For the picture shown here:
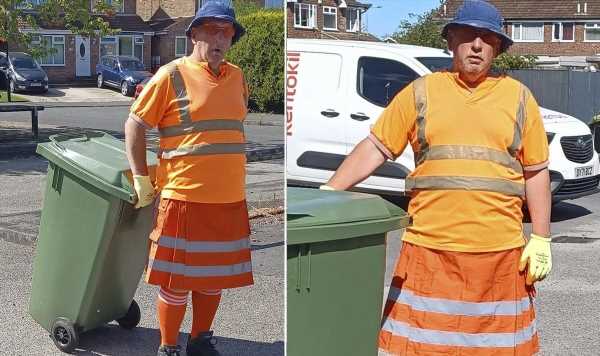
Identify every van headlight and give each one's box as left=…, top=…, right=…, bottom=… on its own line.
left=546, top=132, right=556, bottom=144
left=14, top=72, right=25, bottom=81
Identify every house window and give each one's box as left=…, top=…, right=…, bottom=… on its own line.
left=294, top=3, right=316, bottom=29
left=346, top=7, right=361, bottom=32
left=264, top=0, right=282, bottom=8
left=323, top=7, right=338, bottom=31
left=585, top=23, right=600, bottom=41
left=512, top=23, right=544, bottom=42
left=100, top=35, right=144, bottom=62
left=175, top=37, right=187, bottom=57
left=39, top=35, right=65, bottom=66
left=96, top=0, right=124, bottom=12
left=16, top=0, right=46, bottom=8
left=553, top=23, right=574, bottom=41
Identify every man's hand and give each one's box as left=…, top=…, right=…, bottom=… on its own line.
left=518, top=233, right=552, bottom=285
left=133, top=175, right=155, bottom=209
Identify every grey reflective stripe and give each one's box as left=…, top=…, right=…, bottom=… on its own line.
left=413, top=77, right=429, bottom=166
left=508, top=84, right=528, bottom=157
left=157, top=235, right=250, bottom=253
left=388, top=287, right=531, bottom=316
left=159, top=119, right=245, bottom=138
left=405, top=176, right=525, bottom=197
left=160, top=143, right=246, bottom=159
left=381, top=319, right=536, bottom=348
left=419, top=145, right=523, bottom=174
left=148, top=259, right=252, bottom=277
left=164, top=62, right=192, bottom=124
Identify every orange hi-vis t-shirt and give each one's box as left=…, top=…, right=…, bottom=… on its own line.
left=130, top=57, right=248, bottom=204
left=370, top=72, right=549, bottom=252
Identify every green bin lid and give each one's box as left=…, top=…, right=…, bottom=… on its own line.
left=36, top=131, right=158, bottom=203
left=287, top=187, right=408, bottom=245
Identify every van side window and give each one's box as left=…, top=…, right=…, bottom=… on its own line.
left=357, top=57, right=419, bottom=107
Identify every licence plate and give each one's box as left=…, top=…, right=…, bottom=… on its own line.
left=30, top=83, right=41, bottom=87
left=575, top=166, right=593, bottom=178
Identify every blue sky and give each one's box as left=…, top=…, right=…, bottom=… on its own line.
left=364, top=0, right=442, bottom=39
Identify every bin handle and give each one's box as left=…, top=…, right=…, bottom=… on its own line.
left=49, top=130, right=111, bottom=151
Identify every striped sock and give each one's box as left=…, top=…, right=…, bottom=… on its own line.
left=190, top=289, right=222, bottom=338
left=157, top=287, right=188, bottom=346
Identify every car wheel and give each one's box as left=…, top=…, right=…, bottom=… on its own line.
left=121, top=81, right=133, bottom=96
left=97, top=73, right=103, bottom=88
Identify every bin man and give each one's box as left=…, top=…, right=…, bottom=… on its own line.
left=322, top=1, right=552, bottom=354
left=124, top=2, right=252, bottom=355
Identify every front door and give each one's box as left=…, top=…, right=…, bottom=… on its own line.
left=75, top=36, right=91, bottom=77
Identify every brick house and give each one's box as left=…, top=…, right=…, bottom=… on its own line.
left=287, top=0, right=380, bottom=41
left=441, top=0, right=600, bottom=68
left=12, top=0, right=282, bottom=83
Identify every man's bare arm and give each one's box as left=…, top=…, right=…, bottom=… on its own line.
left=524, top=168, right=551, bottom=237
left=326, top=138, right=387, bottom=190
left=125, top=118, right=149, bottom=176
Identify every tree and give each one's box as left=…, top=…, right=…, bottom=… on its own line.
left=492, top=53, right=538, bottom=71
left=0, top=0, right=120, bottom=60
left=389, top=3, right=446, bottom=49
left=231, top=0, right=262, bottom=18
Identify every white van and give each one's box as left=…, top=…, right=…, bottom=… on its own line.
left=286, top=39, right=600, bottom=202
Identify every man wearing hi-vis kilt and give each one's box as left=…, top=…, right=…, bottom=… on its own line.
left=322, top=1, right=552, bottom=355
left=124, top=2, right=251, bottom=355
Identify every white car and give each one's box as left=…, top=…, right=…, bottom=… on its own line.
left=286, top=39, right=600, bottom=202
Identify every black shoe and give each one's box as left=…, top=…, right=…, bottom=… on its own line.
left=186, top=331, right=220, bottom=356
left=157, top=344, right=181, bottom=356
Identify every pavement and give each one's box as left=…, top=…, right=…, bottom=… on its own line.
left=0, top=155, right=283, bottom=355
left=383, top=194, right=600, bottom=355
left=16, top=87, right=133, bottom=103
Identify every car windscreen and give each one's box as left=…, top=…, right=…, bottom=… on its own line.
left=12, top=57, right=38, bottom=69
left=416, top=57, right=453, bottom=72
left=120, top=60, right=144, bottom=71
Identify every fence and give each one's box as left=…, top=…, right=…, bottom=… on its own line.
left=508, top=69, right=600, bottom=124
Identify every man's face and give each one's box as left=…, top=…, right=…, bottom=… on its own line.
left=190, top=19, right=235, bottom=65
left=448, top=25, right=501, bottom=83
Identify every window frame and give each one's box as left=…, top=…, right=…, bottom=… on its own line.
left=175, top=36, right=188, bottom=57
left=294, top=3, right=316, bottom=29
left=322, top=6, right=338, bottom=31
left=584, top=22, right=600, bottom=42
left=91, top=0, right=124, bottom=13
left=38, top=35, right=65, bottom=67
left=346, top=7, right=362, bottom=33
left=552, top=22, right=575, bottom=42
left=100, top=35, right=144, bottom=63
left=511, top=22, right=545, bottom=42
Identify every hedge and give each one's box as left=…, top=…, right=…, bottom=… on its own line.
left=226, top=9, right=284, bottom=113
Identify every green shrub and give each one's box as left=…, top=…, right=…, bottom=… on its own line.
left=227, top=9, right=284, bottom=113
left=492, top=53, right=538, bottom=71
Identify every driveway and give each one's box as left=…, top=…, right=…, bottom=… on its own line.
left=16, top=86, right=134, bottom=103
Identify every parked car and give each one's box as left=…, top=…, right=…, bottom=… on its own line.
left=134, top=77, right=151, bottom=99
left=96, top=55, right=152, bottom=97
left=0, top=52, right=48, bottom=93
left=286, top=39, right=600, bottom=202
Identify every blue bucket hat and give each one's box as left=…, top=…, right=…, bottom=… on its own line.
left=186, top=1, right=246, bottom=44
left=442, top=0, right=513, bottom=52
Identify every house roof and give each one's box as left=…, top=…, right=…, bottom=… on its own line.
left=149, top=17, right=193, bottom=34
left=101, top=15, right=154, bottom=33
left=441, top=0, right=600, bottom=20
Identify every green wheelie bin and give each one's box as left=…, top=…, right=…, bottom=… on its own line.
left=287, top=187, right=409, bottom=356
left=30, top=131, right=157, bottom=353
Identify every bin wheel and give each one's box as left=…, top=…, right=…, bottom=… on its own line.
left=117, top=299, right=141, bottom=330
left=51, top=318, right=79, bottom=354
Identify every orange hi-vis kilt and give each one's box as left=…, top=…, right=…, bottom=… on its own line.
left=370, top=72, right=549, bottom=252
left=145, top=198, right=253, bottom=290
left=379, top=242, right=538, bottom=356
left=130, top=57, right=249, bottom=204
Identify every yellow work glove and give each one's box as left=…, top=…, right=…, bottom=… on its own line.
left=319, top=185, right=336, bottom=191
left=133, top=175, right=156, bottom=209
left=518, top=233, right=552, bottom=285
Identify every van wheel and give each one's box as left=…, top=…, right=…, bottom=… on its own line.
left=97, top=73, right=104, bottom=88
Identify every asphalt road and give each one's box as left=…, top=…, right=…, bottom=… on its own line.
left=384, top=193, right=600, bottom=355
left=0, top=106, right=284, bottom=148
